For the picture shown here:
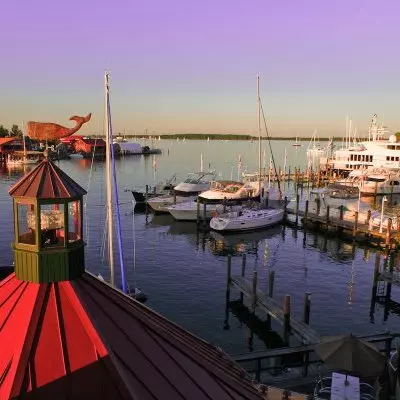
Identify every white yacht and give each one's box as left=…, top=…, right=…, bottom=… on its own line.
left=337, top=167, right=400, bottom=196
left=147, top=171, right=216, bottom=213
left=320, top=114, right=398, bottom=174
left=198, top=179, right=260, bottom=203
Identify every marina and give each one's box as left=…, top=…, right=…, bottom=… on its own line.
left=1, top=136, right=400, bottom=396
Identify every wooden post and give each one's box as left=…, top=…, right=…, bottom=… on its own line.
left=284, top=196, right=288, bottom=220
left=283, top=295, right=291, bottom=342
left=173, top=189, right=177, bottom=204
left=203, top=203, right=207, bottom=228
left=316, top=198, right=321, bottom=216
left=304, top=200, right=309, bottom=224
left=288, top=166, right=291, bottom=182
left=145, top=184, right=149, bottom=204
left=264, top=190, right=269, bottom=208
left=374, top=182, right=378, bottom=200
left=227, top=255, right=232, bottom=286
left=295, top=194, right=300, bottom=226
left=268, top=270, right=275, bottom=298
left=326, top=206, right=330, bottom=224
left=241, top=254, right=246, bottom=277
left=303, top=292, right=311, bottom=324
left=366, top=209, right=372, bottom=225
left=252, top=270, right=258, bottom=310
left=196, top=198, right=201, bottom=226
left=224, top=255, right=232, bottom=331
left=339, top=205, right=344, bottom=220
left=240, top=254, right=246, bottom=303
left=353, top=211, right=359, bottom=238
left=386, top=218, right=392, bottom=247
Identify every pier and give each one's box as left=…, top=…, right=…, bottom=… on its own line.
left=284, top=194, right=400, bottom=250
left=226, top=255, right=320, bottom=346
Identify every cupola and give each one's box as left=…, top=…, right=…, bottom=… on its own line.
left=8, top=159, right=87, bottom=282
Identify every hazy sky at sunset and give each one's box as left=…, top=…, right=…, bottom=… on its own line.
left=1, top=0, right=399, bottom=137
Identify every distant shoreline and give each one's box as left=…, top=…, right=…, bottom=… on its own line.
left=92, top=134, right=337, bottom=141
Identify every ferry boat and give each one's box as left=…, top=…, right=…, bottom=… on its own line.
left=320, top=114, right=397, bottom=174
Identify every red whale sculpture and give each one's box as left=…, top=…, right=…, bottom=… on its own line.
left=26, top=113, right=92, bottom=140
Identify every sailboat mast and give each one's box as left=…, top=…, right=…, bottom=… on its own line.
left=104, top=72, right=115, bottom=287
left=257, top=75, right=261, bottom=197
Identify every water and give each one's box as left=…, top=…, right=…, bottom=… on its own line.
left=1, top=139, right=399, bottom=356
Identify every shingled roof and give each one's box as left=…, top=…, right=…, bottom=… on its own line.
left=0, top=272, right=267, bottom=399
left=8, top=159, right=86, bottom=199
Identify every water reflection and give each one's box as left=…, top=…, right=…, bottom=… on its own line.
left=209, top=227, right=282, bottom=257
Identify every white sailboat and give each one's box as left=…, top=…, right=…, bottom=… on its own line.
left=209, top=76, right=284, bottom=233
left=292, top=136, right=302, bottom=147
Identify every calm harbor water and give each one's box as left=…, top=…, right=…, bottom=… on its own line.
left=1, top=139, right=399, bottom=356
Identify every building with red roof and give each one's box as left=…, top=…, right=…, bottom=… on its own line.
left=0, top=159, right=273, bottom=399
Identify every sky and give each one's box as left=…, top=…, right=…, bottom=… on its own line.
left=1, top=0, right=400, bottom=137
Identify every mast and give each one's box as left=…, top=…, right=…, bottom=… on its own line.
left=104, top=72, right=114, bottom=287
left=257, top=75, right=261, bottom=198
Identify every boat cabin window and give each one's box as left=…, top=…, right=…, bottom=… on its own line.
left=223, top=185, right=241, bottom=193
left=366, top=177, right=386, bottom=183
left=184, top=174, right=201, bottom=184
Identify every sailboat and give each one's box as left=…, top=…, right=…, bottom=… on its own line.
left=102, top=72, right=146, bottom=301
left=292, top=136, right=302, bottom=147
left=209, top=76, right=284, bottom=233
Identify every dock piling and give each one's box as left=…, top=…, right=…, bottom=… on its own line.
left=283, top=295, right=291, bottom=343
left=252, top=270, right=258, bottom=310
left=304, top=200, right=309, bottom=224
left=303, top=292, right=311, bottom=325
left=353, top=211, right=359, bottom=238
left=268, top=270, right=275, bottom=298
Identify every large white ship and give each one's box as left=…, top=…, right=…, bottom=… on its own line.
left=320, top=114, right=399, bottom=174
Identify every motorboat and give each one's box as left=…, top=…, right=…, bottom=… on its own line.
left=198, top=180, right=260, bottom=203
left=147, top=170, right=216, bottom=213
left=129, top=174, right=176, bottom=208
left=335, top=167, right=400, bottom=196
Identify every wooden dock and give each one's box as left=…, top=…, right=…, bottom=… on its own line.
left=233, top=331, right=400, bottom=388
left=230, top=274, right=320, bottom=345
left=284, top=197, right=400, bottom=250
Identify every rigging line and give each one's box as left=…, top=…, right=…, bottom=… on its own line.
left=84, top=137, right=97, bottom=246
left=100, top=209, right=108, bottom=266
left=107, top=91, right=127, bottom=293
left=132, top=200, right=137, bottom=295
left=259, top=101, right=282, bottom=199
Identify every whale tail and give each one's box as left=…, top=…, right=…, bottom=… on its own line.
left=69, top=113, right=92, bottom=124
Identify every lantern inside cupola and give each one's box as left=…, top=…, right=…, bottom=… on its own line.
left=8, top=159, right=87, bottom=282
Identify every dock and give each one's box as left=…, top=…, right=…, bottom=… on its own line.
left=284, top=195, right=400, bottom=250
left=231, top=275, right=320, bottom=345
left=226, top=255, right=320, bottom=346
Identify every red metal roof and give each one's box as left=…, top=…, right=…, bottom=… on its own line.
left=8, top=159, right=87, bottom=199
left=0, top=272, right=266, bottom=399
